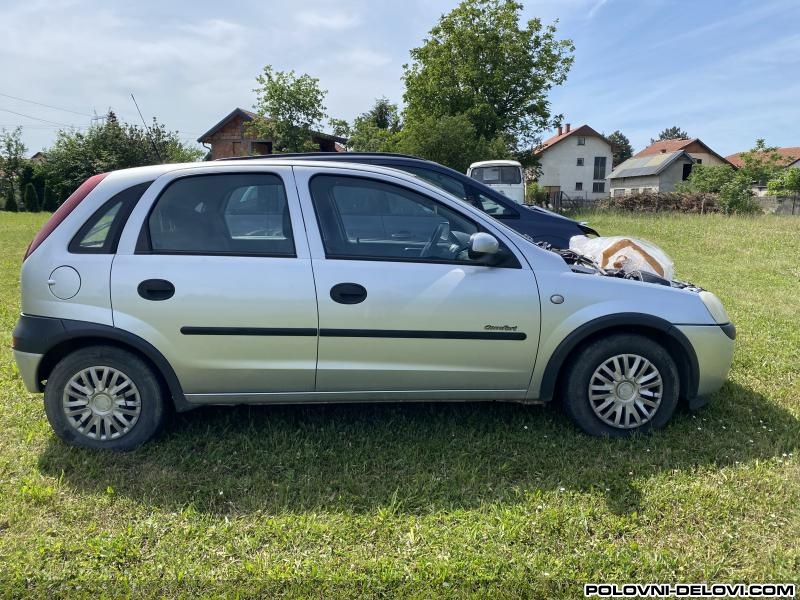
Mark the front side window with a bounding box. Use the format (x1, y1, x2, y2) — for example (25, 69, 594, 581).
(145, 173, 294, 256)
(309, 175, 517, 267)
(470, 166, 522, 185)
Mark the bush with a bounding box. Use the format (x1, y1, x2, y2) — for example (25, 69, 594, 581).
(600, 191, 721, 214)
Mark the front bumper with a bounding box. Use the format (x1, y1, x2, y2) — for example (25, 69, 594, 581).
(677, 323, 735, 408)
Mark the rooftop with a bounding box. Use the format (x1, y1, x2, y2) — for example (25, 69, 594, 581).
(609, 150, 693, 179)
(725, 146, 800, 168)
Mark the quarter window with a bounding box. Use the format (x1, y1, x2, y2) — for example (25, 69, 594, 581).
(145, 173, 294, 256)
(309, 175, 518, 267)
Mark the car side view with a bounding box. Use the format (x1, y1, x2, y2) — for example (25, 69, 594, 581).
(13, 160, 735, 450)
(218, 152, 598, 248)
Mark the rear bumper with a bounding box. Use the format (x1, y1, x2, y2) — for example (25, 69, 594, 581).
(13, 350, 44, 393)
(676, 323, 735, 408)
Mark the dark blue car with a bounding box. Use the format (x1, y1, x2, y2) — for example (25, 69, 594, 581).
(218, 152, 598, 248)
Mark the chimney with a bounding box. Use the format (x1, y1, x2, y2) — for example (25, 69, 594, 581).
(557, 125, 563, 136)
(661, 148, 667, 153)
(565, 123, 571, 133)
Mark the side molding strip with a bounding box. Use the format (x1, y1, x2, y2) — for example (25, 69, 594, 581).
(179, 327, 527, 341)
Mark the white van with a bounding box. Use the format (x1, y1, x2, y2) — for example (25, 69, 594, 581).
(467, 160, 525, 204)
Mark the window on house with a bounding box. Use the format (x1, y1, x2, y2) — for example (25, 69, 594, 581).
(575, 182, 583, 191)
(695, 159, 702, 164)
(592, 182, 605, 193)
(613, 188, 624, 197)
(593, 156, 607, 180)
(577, 136, 586, 146)
(630, 188, 640, 195)
(682, 163, 693, 180)
(642, 187, 653, 192)
(576, 157, 584, 166)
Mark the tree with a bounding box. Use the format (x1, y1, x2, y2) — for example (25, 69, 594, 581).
(396, 112, 510, 173)
(41, 111, 202, 205)
(768, 167, 800, 198)
(736, 139, 791, 187)
(41, 185, 58, 212)
(677, 164, 737, 194)
(651, 126, 689, 144)
(0, 127, 26, 210)
(249, 66, 328, 153)
(606, 130, 633, 167)
(347, 97, 403, 153)
(23, 182, 39, 212)
(402, 0, 574, 153)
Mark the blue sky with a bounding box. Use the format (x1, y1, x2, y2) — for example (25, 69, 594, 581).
(0, 0, 797, 158)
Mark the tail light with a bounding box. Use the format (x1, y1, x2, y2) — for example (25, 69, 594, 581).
(24, 173, 108, 261)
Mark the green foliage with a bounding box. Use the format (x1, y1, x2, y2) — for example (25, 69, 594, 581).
(606, 130, 633, 166)
(525, 181, 549, 205)
(0, 127, 26, 210)
(327, 118, 351, 142)
(402, 0, 574, 152)
(650, 126, 688, 144)
(41, 185, 58, 212)
(40, 111, 202, 205)
(249, 66, 328, 153)
(717, 180, 761, 214)
(737, 139, 793, 186)
(346, 97, 403, 153)
(767, 166, 800, 197)
(23, 183, 39, 212)
(396, 113, 510, 173)
(677, 164, 736, 194)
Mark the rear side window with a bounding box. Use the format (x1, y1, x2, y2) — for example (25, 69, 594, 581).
(143, 173, 294, 256)
(69, 181, 153, 254)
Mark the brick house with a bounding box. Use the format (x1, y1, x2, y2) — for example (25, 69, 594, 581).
(198, 107, 347, 160)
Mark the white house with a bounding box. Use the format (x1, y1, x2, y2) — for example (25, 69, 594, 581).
(534, 124, 613, 200)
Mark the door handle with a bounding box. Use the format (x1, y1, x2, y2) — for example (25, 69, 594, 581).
(137, 279, 175, 301)
(330, 283, 367, 305)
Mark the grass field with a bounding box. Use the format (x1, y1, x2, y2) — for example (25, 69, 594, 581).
(0, 212, 798, 597)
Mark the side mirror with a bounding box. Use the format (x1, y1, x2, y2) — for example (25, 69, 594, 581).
(468, 232, 500, 256)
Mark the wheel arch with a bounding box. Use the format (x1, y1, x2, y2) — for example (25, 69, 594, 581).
(34, 319, 193, 412)
(539, 313, 699, 404)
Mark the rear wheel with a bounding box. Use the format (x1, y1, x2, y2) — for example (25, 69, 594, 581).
(44, 346, 166, 450)
(561, 334, 679, 437)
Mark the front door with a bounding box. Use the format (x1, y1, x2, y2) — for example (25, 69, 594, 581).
(294, 167, 540, 394)
(111, 168, 318, 397)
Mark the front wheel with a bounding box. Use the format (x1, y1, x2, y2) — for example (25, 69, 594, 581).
(44, 346, 166, 450)
(561, 334, 679, 437)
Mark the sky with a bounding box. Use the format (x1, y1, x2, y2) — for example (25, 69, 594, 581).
(0, 0, 798, 158)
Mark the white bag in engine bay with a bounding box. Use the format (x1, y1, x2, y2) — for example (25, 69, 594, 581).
(569, 235, 675, 281)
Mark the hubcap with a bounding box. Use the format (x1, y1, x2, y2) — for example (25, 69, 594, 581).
(588, 353, 663, 429)
(61, 366, 141, 441)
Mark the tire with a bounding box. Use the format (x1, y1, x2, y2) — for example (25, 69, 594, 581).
(561, 334, 679, 437)
(44, 346, 166, 450)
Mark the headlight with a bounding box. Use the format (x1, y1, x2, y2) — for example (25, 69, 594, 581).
(699, 291, 730, 324)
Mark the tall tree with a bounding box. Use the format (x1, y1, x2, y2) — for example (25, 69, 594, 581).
(347, 97, 403, 152)
(41, 184, 58, 212)
(0, 127, 26, 210)
(23, 182, 39, 212)
(402, 0, 574, 153)
(606, 130, 633, 166)
(249, 66, 328, 153)
(651, 126, 689, 144)
(768, 167, 800, 198)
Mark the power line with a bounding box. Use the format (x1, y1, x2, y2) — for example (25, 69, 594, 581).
(0, 92, 93, 117)
(0, 107, 79, 128)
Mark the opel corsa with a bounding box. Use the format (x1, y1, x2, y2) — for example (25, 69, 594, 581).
(12, 160, 735, 449)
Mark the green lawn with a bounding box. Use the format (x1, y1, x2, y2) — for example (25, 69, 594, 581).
(0, 212, 798, 597)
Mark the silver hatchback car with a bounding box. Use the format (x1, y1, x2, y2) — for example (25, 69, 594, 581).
(13, 160, 735, 449)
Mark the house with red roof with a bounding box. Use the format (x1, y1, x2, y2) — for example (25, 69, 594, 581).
(534, 123, 613, 200)
(634, 138, 732, 167)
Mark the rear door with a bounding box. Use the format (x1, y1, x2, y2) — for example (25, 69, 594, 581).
(111, 166, 318, 398)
